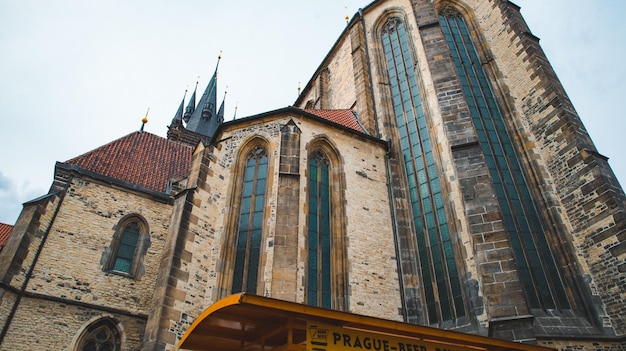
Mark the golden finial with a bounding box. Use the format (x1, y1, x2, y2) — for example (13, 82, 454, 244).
(233, 101, 239, 120)
(140, 107, 149, 132)
(142, 108, 150, 124)
(345, 6, 349, 24)
(297, 82, 301, 96)
(218, 50, 222, 61)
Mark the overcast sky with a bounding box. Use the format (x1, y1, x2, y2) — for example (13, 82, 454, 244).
(1, 0, 624, 225)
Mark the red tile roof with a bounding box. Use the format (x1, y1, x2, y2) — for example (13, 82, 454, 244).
(65, 132, 194, 193)
(303, 109, 366, 133)
(0, 222, 13, 250)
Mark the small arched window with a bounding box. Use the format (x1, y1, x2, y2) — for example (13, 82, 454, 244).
(112, 221, 140, 273)
(75, 318, 122, 351)
(103, 216, 149, 278)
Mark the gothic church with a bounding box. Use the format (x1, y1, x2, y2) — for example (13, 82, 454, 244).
(0, 0, 625, 350)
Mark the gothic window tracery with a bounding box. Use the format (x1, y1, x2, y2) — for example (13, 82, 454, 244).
(439, 8, 570, 310)
(381, 16, 465, 324)
(307, 151, 332, 308)
(305, 141, 348, 311)
(75, 319, 121, 351)
(231, 145, 268, 295)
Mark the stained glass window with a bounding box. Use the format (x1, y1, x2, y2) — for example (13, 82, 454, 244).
(112, 222, 139, 273)
(439, 11, 570, 310)
(307, 151, 332, 308)
(232, 147, 268, 294)
(76, 319, 120, 351)
(106, 218, 148, 278)
(382, 17, 465, 323)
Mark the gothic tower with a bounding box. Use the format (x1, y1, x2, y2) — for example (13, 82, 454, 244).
(167, 59, 225, 146)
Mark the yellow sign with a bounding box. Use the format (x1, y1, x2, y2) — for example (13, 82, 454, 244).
(307, 322, 477, 351)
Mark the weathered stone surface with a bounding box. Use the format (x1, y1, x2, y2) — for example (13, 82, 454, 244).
(1, 1, 625, 351)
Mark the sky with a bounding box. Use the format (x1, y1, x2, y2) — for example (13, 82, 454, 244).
(0, 0, 624, 225)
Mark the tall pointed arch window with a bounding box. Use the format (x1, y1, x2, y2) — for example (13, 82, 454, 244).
(307, 151, 332, 308)
(104, 216, 149, 278)
(439, 9, 570, 310)
(231, 146, 268, 295)
(381, 17, 465, 324)
(305, 141, 347, 310)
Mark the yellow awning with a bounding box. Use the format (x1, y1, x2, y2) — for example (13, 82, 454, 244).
(178, 293, 554, 351)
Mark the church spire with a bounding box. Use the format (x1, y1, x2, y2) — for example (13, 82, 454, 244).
(185, 53, 222, 137)
(183, 80, 198, 123)
(171, 89, 187, 125)
(217, 88, 226, 124)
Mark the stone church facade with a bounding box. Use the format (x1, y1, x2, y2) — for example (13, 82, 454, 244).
(0, 0, 624, 350)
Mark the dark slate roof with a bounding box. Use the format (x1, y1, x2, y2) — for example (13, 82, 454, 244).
(0, 222, 13, 250)
(303, 109, 366, 133)
(65, 131, 194, 193)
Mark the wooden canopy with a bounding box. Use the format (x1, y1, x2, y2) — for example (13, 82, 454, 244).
(178, 294, 553, 351)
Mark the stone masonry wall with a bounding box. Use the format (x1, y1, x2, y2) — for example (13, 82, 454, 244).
(370, 0, 492, 331)
(294, 0, 626, 343)
(24, 175, 172, 314)
(539, 339, 626, 351)
(0, 186, 63, 346)
(0, 171, 171, 349)
(159, 113, 402, 350)
(297, 0, 488, 329)
(0, 296, 145, 351)
(297, 118, 401, 318)
(273, 121, 301, 302)
(297, 28, 358, 111)
(410, 0, 533, 337)
(0, 192, 60, 291)
(325, 34, 358, 111)
(473, 0, 626, 336)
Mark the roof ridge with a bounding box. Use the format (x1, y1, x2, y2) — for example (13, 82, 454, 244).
(299, 108, 366, 134)
(65, 131, 147, 163)
(66, 131, 193, 163)
(64, 131, 194, 193)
